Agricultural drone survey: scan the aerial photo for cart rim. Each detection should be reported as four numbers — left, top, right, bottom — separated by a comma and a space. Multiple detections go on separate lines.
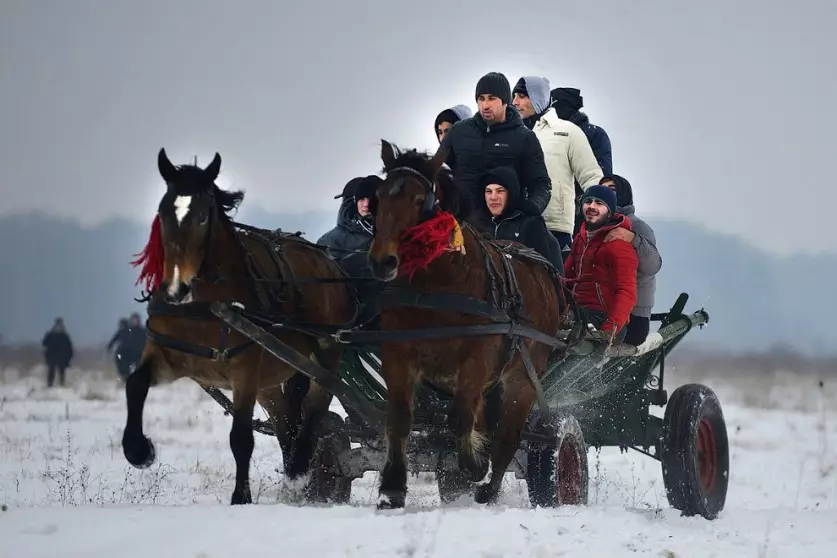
556, 435, 583, 504
696, 416, 718, 493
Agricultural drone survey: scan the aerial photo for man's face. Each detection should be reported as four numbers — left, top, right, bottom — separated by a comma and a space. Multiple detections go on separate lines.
436, 121, 453, 144
477, 94, 505, 123
582, 198, 610, 228
357, 197, 370, 217
512, 92, 535, 118
484, 184, 508, 217
600, 178, 617, 194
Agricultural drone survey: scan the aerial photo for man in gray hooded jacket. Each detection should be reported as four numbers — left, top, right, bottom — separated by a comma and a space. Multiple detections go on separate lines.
600, 174, 662, 345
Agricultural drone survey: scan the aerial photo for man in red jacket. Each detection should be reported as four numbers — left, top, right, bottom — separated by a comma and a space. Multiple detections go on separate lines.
564, 185, 638, 344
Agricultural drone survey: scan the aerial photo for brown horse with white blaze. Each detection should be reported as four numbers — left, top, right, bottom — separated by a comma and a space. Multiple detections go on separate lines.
122, 148, 356, 505
367, 140, 568, 509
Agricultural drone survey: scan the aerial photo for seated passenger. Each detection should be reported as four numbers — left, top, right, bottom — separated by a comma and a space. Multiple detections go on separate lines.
600, 174, 661, 345
475, 166, 564, 273
318, 175, 381, 272
564, 185, 638, 343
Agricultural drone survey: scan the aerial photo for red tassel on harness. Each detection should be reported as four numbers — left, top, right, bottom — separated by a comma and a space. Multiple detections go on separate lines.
131, 214, 164, 294
397, 211, 458, 280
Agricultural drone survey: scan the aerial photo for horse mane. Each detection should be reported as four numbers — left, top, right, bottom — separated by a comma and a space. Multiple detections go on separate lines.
168, 164, 245, 221
381, 146, 473, 220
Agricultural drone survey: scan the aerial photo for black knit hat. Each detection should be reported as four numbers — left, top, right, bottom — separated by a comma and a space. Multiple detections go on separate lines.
475, 72, 511, 105
512, 77, 528, 98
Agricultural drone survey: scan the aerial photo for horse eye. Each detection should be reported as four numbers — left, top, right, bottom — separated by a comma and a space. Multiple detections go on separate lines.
415, 197, 425, 207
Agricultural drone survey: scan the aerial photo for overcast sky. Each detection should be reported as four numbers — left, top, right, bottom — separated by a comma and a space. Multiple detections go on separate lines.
2, 0, 834, 255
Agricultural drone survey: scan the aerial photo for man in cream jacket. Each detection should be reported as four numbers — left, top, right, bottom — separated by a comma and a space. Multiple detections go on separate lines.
512, 76, 603, 258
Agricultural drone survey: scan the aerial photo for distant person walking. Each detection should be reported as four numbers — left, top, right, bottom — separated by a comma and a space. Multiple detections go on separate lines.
108, 313, 146, 381
42, 317, 73, 387
107, 318, 132, 381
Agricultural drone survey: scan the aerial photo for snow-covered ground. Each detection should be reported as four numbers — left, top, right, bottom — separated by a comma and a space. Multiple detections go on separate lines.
1, 364, 836, 557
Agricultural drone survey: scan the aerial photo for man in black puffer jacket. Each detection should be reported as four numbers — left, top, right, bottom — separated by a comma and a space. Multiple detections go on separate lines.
439, 72, 552, 221
474, 166, 563, 274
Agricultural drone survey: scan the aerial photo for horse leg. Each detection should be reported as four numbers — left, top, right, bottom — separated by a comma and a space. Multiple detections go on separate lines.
285, 342, 340, 489
229, 372, 258, 505
378, 353, 419, 510
474, 369, 536, 505
260, 373, 308, 476
122, 357, 157, 468
285, 380, 332, 488
448, 355, 490, 482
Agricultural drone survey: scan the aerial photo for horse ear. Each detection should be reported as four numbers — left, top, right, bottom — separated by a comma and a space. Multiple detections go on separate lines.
381, 139, 397, 169
429, 145, 448, 176
158, 148, 177, 184
204, 152, 222, 181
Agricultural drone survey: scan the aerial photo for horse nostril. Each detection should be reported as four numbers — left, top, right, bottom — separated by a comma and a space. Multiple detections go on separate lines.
382, 255, 398, 271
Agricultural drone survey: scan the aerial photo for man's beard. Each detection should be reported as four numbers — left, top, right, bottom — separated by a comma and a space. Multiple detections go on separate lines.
584, 211, 608, 230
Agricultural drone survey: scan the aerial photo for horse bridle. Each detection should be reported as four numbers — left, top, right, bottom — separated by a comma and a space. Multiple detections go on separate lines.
383, 166, 439, 222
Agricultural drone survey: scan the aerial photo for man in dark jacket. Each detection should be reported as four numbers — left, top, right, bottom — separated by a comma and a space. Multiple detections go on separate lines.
550, 87, 612, 176
564, 186, 638, 343
434, 104, 473, 144
107, 318, 131, 380
475, 166, 563, 274
107, 312, 147, 381
600, 175, 661, 345
318, 175, 383, 317
439, 72, 552, 221
42, 317, 73, 387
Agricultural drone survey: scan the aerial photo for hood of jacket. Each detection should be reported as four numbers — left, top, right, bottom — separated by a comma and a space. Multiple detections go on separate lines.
336, 197, 374, 235
550, 87, 584, 121
434, 104, 473, 134
602, 174, 634, 207
479, 165, 523, 220
520, 76, 551, 114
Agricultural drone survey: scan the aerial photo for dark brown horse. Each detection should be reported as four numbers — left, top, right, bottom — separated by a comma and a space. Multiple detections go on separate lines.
366, 140, 568, 508
122, 148, 356, 504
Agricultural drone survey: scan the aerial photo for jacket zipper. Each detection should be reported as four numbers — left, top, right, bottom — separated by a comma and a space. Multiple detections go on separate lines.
595, 283, 605, 306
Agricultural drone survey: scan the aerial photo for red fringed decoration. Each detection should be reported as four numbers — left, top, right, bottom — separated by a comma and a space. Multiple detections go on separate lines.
397, 211, 458, 280
131, 214, 164, 294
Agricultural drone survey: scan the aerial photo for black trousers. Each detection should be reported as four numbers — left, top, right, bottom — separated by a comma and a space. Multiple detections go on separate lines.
47, 363, 66, 387
624, 315, 650, 346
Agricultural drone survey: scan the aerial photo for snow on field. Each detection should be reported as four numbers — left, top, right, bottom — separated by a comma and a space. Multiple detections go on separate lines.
1, 366, 837, 557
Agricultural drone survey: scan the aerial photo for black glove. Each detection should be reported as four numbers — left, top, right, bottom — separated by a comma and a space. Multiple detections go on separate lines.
515, 198, 542, 217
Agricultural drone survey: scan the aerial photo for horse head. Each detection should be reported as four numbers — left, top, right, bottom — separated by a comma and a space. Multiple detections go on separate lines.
154, 148, 243, 304
367, 139, 455, 281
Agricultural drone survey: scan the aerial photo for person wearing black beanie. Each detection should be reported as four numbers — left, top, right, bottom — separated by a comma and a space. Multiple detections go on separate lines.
436, 71, 552, 222
550, 86, 613, 177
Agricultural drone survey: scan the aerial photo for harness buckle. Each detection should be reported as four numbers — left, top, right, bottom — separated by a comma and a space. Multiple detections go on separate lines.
210, 348, 227, 361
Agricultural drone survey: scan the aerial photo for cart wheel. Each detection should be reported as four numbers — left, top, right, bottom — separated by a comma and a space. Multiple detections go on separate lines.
525, 414, 589, 507
660, 383, 729, 519
305, 411, 353, 504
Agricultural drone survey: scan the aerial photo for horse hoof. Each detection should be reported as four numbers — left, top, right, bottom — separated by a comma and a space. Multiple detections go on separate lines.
230, 489, 252, 505
474, 483, 499, 505
458, 454, 489, 483
376, 491, 405, 510
123, 435, 156, 469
